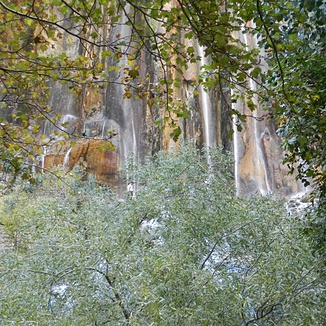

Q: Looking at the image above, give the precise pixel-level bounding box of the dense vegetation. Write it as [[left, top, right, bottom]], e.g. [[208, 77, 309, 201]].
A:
[[0, 0, 325, 322], [1, 146, 324, 325]]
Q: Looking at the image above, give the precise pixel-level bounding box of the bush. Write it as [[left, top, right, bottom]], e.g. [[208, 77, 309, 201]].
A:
[[0, 146, 324, 325]]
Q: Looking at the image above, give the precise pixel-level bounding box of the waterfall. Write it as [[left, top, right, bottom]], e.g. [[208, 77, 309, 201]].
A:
[[119, 7, 139, 161], [231, 26, 305, 196], [231, 89, 242, 196], [40, 145, 48, 173], [101, 120, 106, 139], [37, 6, 305, 198], [243, 30, 272, 195], [47, 83, 78, 126], [196, 44, 216, 149], [63, 147, 72, 168], [231, 27, 273, 195], [41, 147, 46, 172], [104, 4, 143, 191]]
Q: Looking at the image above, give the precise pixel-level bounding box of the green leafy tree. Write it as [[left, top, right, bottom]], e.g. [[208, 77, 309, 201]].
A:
[[255, 0, 326, 193], [0, 146, 324, 325], [253, 0, 326, 256], [0, 0, 110, 183]]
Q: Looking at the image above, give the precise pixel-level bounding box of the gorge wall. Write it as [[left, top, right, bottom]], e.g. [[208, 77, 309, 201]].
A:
[[36, 4, 303, 197]]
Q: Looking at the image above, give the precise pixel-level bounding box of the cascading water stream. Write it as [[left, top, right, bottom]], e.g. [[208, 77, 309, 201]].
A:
[[231, 25, 307, 197], [195, 43, 220, 183], [243, 31, 272, 195], [101, 120, 107, 139], [231, 89, 242, 196], [40, 145, 47, 173], [63, 147, 72, 168], [196, 44, 215, 150], [106, 4, 142, 192], [231, 26, 273, 195]]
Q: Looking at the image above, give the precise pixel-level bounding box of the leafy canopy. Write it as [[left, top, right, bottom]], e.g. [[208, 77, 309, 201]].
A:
[[0, 0, 324, 197]]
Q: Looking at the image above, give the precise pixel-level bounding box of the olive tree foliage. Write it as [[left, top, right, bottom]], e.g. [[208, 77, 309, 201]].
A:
[[0, 146, 324, 325]]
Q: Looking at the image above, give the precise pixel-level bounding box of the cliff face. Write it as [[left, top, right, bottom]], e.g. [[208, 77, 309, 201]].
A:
[[25, 5, 300, 196]]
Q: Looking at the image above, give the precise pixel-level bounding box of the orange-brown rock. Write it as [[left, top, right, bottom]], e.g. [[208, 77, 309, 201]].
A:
[[44, 139, 120, 187]]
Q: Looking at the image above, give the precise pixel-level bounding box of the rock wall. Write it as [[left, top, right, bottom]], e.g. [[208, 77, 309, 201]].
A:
[[37, 5, 302, 197]]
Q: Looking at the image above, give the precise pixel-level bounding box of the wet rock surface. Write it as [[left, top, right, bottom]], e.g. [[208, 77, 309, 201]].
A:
[[44, 139, 120, 187]]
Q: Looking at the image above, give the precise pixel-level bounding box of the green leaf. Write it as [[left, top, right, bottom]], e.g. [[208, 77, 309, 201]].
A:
[[170, 126, 182, 142], [250, 67, 261, 79], [60, 6, 69, 15]]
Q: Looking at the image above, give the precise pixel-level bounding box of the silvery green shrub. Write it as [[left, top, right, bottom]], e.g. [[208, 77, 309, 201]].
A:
[[0, 146, 324, 325]]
